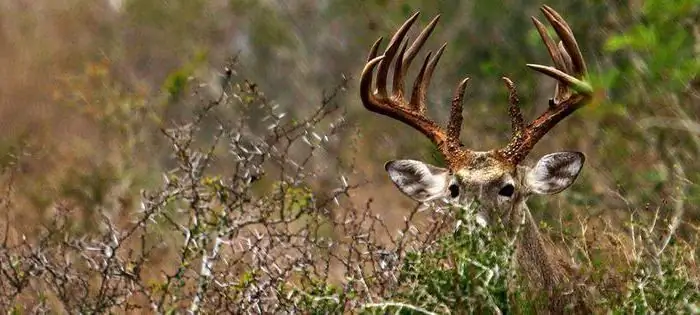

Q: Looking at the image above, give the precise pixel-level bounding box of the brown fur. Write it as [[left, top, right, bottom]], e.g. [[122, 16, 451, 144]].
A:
[[455, 151, 593, 313]]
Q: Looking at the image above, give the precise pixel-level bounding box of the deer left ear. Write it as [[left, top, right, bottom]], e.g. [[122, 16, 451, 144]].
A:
[[525, 151, 585, 195]]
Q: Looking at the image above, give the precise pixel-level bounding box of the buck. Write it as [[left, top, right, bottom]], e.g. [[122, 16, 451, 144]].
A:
[[360, 5, 595, 313]]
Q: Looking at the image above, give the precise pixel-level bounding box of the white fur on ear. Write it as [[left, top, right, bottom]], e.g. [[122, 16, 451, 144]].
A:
[[385, 160, 450, 202], [526, 152, 585, 195]]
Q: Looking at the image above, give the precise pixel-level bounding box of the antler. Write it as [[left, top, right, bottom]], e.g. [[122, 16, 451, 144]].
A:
[[360, 6, 592, 169], [497, 5, 593, 165], [360, 13, 472, 169]]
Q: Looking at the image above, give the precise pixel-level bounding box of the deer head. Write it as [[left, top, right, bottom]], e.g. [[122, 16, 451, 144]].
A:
[[360, 5, 592, 226]]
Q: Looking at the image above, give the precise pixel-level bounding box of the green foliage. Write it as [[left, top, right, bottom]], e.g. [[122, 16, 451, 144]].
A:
[[163, 50, 208, 100], [381, 205, 522, 314], [612, 220, 700, 313], [604, 0, 700, 95], [163, 68, 190, 100], [619, 250, 699, 313], [290, 202, 698, 313], [285, 279, 350, 314]]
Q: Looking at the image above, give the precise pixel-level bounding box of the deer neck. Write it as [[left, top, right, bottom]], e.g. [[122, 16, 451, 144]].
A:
[[509, 202, 567, 290]]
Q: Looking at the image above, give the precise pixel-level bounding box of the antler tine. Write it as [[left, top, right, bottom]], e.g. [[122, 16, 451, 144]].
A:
[[360, 55, 386, 107], [392, 39, 409, 98], [410, 43, 446, 113], [557, 41, 574, 74], [540, 5, 587, 76], [531, 17, 566, 73], [410, 51, 433, 114], [502, 77, 524, 136], [403, 15, 441, 75], [526, 64, 592, 94], [366, 37, 383, 62], [376, 12, 420, 97], [498, 6, 593, 165], [447, 77, 470, 141], [359, 13, 474, 169], [392, 15, 442, 100]]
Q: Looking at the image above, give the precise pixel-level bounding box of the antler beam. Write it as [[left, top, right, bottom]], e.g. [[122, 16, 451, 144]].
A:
[[497, 5, 592, 165], [360, 13, 473, 169]]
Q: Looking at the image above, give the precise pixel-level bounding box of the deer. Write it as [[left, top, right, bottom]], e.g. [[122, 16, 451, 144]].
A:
[[359, 5, 595, 313]]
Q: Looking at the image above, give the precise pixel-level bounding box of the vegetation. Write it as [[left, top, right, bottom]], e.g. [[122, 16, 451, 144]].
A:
[[0, 0, 698, 313]]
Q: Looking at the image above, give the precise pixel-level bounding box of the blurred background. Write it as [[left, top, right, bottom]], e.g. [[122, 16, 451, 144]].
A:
[[1, 0, 698, 240]]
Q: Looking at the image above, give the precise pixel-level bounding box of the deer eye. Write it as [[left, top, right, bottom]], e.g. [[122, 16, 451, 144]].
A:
[[498, 184, 515, 197], [448, 184, 459, 198]]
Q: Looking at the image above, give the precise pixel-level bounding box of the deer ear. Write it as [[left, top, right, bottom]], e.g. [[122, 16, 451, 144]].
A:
[[525, 152, 584, 195], [385, 160, 451, 202]]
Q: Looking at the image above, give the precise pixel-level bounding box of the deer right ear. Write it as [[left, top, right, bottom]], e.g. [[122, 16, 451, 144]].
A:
[[385, 160, 451, 202]]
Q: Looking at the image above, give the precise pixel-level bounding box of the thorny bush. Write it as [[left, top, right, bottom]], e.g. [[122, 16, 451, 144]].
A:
[[0, 60, 459, 313]]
